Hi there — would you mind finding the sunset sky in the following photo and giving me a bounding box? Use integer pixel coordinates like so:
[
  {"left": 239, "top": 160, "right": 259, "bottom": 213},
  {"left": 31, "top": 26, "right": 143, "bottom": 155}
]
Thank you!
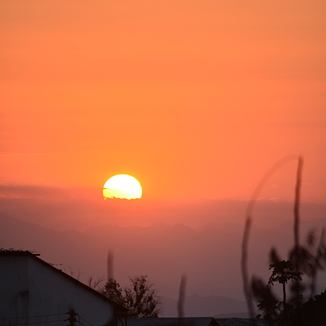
[
  {"left": 1, "top": 2, "right": 326, "bottom": 315},
  {"left": 1, "top": 0, "right": 326, "bottom": 204}
]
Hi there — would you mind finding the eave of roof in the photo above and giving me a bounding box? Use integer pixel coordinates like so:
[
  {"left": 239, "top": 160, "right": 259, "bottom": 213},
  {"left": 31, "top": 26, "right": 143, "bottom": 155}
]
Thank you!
[{"left": 0, "top": 250, "right": 128, "bottom": 313}]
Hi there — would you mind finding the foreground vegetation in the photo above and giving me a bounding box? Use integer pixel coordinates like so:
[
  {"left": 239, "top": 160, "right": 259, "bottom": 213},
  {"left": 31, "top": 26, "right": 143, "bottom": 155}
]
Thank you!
[
  {"left": 101, "top": 275, "right": 161, "bottom": 318},
  {"left": 242, "top": 156, "right": 326, "bottom": 326}
]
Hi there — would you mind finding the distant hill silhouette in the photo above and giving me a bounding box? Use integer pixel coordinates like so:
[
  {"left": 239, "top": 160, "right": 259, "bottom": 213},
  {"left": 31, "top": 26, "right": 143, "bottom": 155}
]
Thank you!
[
  {"left": 1, "top": 211, "right": 325, "bottom": 316},
  {"left": 163, "top": 293, "right": 247, "bottom": 317}
]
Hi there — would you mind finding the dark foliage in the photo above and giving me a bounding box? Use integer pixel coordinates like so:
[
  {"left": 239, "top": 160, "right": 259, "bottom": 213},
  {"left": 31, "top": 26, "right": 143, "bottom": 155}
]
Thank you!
[
  {"left": 101, "top": 275, "right": 161, "bottom": 318},
  {"left": 301, "top": 290, "right": 326, "bottom": 326},
  {"left": 242, "top": 157, "right": 326, "bottom": 326},
  {"left": 102, "top": 278, "right": 125, "bottom": 306},
  {"left": 251, "top": 276, "right": 280, "bottom": 324}
]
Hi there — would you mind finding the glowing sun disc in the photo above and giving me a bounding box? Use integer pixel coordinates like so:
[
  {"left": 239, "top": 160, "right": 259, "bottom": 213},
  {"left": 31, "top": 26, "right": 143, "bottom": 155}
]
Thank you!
[{"left": 103, "top": 174, "right": 142, "bottom": 199}]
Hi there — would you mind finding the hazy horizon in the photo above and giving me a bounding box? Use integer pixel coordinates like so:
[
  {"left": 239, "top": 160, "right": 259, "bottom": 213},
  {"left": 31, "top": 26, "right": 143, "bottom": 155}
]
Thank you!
[
  {"left": 1, "top": 206, "right": 325, "bottom": 317},
  {"left": 1, "top": 182, "right": 325, "bottom": 316},
  {"left": 1, "top": 183, "right": 325, "bottom": 231}
]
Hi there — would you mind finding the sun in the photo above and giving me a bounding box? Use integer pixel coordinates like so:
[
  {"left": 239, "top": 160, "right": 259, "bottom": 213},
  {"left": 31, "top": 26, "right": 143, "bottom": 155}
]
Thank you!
[{"left": 103, "top": 174, "right": 142, "bottom": 200}]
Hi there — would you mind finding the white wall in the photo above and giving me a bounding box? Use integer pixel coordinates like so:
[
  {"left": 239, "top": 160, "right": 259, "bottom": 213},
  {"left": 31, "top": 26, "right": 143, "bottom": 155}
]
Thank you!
[
  {"left": 0, "top": 254, "right": 116, "bottom": 326},
  {"left": 0, "top": 255, "right": 30, "bottom": 325}
]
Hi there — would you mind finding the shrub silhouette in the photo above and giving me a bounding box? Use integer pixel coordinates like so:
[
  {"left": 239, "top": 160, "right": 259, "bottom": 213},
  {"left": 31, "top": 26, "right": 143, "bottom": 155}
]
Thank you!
[{"left": 241, "top": 156, "right": 326, "bottom": 325}]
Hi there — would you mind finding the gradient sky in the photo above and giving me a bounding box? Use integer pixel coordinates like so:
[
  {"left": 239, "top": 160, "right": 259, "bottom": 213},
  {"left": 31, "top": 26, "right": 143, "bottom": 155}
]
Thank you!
[
  {"left": 1, "top": 3, "right": 326, "bottom": 313},
  {"left": 1, "top": 0, "right": 326, "bottom": 203}
]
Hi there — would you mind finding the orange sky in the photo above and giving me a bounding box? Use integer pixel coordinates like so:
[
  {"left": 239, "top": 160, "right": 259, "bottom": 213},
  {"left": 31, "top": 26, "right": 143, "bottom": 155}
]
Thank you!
[{"left": 1, "top": 0, "right": 326, "bottom": 203}]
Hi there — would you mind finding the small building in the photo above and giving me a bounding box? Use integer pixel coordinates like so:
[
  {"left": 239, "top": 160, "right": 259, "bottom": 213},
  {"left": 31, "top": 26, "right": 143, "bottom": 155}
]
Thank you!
[
  {"left": 0, "top": 250, "right": 127, "bottom": 326},
  {"left": 125, "top": 317, "right": 220, "bottom": 326},
  {"left": 215, "top": 318, "right": 267, "bottom": 326}
]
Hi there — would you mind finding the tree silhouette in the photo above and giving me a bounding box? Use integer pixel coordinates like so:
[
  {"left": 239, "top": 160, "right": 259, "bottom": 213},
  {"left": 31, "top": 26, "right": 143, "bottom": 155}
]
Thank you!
[
  {"left": 102, "top": 278, "right": 125, "bottom": 306},
  {"left": 268, "top": 258, "right": 302, "bottom": 311},
  {"left": 124, "top": 275, "right": 161, "bottom": 318},
  {"left": 242, "top": 157, "right": 326, "bottom": 325},
  {"left": 101, "top": 275, "right": 161, "bottom": 318}
]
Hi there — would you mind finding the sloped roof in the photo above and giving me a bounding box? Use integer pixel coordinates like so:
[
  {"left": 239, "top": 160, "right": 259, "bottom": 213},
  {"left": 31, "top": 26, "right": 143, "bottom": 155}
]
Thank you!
[
  {"left": 0, "top": 250, "right": 127, "bottom": 313},
  {"left": 125, "top": 317, "right": 220, "bottom": 326}
]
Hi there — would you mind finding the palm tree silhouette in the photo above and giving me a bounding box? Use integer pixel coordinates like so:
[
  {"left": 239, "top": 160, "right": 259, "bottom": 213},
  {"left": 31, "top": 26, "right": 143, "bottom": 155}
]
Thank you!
[{"left": 268, "top": 259, "right": 302, "bottom": 310}]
